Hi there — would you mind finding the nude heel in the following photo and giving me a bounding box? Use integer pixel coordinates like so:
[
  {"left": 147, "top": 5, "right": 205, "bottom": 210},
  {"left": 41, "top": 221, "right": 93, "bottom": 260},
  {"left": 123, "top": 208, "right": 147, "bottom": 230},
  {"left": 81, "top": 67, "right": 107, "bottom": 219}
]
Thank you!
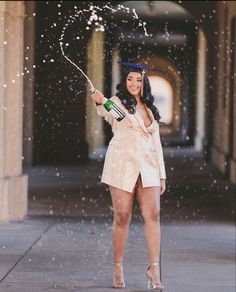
[
  {"left": 145, "top": 262, "right": 164, "bottom": 290},
  {"left": 113, "top": 262, "right": 126, "bottom": 289}
]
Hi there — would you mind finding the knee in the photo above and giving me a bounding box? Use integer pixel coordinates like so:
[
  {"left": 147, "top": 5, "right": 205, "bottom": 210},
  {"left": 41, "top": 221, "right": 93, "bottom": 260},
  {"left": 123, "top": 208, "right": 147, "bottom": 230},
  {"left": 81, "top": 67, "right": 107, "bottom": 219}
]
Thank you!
[
  {"left": 142, "top": 209, "right": 160, "bottom": 223},
  {"left": 114, "top": 211, "right": 132, "bottom": 226}
]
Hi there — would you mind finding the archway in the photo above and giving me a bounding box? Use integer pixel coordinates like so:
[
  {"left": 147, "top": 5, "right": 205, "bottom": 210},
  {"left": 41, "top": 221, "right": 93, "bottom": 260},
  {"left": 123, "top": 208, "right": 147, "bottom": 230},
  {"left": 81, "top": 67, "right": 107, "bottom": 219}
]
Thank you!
[{"left": 99, "top": 1, "right": 205, "bottom": 151}]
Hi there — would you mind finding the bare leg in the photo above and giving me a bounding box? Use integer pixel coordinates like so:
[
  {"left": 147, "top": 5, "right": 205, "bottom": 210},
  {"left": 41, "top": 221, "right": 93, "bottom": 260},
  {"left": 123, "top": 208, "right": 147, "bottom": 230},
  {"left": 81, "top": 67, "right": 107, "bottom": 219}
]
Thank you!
[
  {"left": 135, "top": 175, "right": 164, "bottom": 288},
  {"left": 109, "top": 185, "right": 134, "bottom": 288}
]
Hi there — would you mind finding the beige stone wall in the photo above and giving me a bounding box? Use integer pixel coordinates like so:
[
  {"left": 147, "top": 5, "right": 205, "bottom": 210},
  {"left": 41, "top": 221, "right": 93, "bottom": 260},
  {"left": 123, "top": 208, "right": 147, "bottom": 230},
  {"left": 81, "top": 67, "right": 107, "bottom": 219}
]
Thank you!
[
  {"left": 0, "top": 1, "right": 28, "bottom": 223},
  {"left": 211, "top": 1, "right": 236, "bottom": 184}
]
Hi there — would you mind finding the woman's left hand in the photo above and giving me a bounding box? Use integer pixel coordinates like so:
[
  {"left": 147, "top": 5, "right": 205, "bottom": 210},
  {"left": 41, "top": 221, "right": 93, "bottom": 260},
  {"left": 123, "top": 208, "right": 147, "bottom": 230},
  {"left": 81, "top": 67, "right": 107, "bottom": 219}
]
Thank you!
[{"left": 160, "top": 179, "right": 166, "bottom": 196}]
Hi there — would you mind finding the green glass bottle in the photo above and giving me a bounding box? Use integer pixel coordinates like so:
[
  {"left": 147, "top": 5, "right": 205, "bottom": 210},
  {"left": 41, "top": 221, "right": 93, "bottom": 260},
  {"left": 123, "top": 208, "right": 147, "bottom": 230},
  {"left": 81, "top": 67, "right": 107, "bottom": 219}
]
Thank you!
[{"left": 102, "top": 97, "right": 125, "bottom": 121}]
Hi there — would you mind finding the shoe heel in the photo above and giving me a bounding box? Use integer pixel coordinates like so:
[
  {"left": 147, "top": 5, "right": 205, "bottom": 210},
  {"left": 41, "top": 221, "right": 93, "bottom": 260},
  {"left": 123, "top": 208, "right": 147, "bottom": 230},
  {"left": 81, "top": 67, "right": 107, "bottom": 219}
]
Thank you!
[
  {"left": 146, "top": 263, "right": 164, "bottom": 290},
  {"left": 146, "top": 272, "right": 152, "bottom": 289},
  {"left": 113, "top": 262, "right": 126, "bottom": 289}
]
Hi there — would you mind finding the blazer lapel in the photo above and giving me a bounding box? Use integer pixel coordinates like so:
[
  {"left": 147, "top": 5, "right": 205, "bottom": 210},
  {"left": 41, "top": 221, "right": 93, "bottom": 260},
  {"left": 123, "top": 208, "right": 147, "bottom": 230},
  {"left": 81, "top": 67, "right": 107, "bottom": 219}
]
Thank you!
[
  {"left": 146, "top": 107, "right": 155, "bottom": 122},
  {"left": 134, "top": 105, "right": 154, "bottom": 135}
]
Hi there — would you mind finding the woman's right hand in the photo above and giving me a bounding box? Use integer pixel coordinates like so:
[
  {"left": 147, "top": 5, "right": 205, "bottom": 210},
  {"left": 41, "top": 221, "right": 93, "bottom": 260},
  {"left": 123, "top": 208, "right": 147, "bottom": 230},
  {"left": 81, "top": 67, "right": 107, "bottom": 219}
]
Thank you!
[{"left": 91, "top": 89, "right": 105, "bottom": 105}]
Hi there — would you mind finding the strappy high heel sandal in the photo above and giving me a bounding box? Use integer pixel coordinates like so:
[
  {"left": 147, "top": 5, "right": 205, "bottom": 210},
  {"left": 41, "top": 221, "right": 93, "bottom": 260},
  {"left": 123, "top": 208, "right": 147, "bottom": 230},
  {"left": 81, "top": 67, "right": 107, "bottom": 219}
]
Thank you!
[
  {"left": 113, "top": 262, "right": 126, "bottom": 289},
  {"left": 146, "top": 262, "right": 164, "bottom": 290}
]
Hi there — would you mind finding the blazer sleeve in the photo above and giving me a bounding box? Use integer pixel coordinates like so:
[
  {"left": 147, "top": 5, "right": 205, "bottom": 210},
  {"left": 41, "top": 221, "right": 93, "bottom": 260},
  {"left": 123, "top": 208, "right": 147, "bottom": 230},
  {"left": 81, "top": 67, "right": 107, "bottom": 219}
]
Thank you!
[{"left": 155, "top": 125, "right": 167, "bottom": 179}]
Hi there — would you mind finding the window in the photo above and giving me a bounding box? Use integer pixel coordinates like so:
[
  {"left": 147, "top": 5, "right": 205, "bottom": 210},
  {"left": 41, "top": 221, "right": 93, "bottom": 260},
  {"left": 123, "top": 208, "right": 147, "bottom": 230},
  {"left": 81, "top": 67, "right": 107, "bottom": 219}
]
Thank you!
[{"left": 149, "top": 75, "right": 173, "bottom": 124}]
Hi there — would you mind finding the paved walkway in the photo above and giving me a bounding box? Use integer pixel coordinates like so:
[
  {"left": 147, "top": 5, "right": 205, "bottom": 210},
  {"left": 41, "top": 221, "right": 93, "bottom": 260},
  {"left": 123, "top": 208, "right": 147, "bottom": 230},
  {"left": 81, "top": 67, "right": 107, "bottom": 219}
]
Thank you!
[
  {"left": 0, "top": 217, "right": 235, "bottom": 291},
  {"left": 0, "top": 148, "right": 235, "bottom": 291}
]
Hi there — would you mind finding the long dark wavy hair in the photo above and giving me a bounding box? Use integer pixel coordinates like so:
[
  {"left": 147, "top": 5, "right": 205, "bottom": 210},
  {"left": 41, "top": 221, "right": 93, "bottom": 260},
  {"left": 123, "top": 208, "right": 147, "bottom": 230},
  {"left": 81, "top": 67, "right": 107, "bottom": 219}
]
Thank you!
[{"left": 116, "top": 71, "right": 163, "bottom": 123}]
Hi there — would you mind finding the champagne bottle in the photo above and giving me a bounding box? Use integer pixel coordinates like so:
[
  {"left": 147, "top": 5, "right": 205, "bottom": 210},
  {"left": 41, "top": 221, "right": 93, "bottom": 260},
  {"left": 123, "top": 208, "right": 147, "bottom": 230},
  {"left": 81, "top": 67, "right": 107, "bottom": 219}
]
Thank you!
[{"left": 102, "top": 97, "right": 125, "bottom": 121}]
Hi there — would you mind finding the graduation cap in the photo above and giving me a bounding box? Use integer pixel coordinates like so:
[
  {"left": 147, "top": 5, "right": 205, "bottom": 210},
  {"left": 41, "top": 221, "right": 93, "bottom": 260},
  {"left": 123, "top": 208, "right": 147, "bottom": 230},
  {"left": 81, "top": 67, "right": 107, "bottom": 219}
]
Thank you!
[
  {"left": 117, "top": 61, "right": 157, "bottom": 96},
  {"left": 117, "top": 61, "right": 158, "bottom": 73}
]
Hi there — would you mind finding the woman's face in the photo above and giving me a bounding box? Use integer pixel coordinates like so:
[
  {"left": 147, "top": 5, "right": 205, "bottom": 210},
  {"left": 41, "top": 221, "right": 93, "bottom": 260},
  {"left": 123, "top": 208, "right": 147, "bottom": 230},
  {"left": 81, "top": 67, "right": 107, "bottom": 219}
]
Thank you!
[{"left": 126, "top": 72, "right": 142, "bottom": 96}]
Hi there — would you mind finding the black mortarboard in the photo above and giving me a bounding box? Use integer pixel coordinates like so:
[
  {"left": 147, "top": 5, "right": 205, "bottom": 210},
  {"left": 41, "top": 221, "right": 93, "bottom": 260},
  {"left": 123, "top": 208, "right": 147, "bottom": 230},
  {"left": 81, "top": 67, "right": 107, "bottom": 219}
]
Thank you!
[{"left": 117, "top": 61, "right": 158, "bottom": 74}]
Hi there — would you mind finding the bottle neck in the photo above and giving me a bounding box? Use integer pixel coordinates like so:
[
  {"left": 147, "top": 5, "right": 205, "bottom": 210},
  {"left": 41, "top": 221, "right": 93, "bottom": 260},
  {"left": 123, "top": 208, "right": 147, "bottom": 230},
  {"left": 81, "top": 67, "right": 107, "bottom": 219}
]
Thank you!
[{"left": 102, "top": 97, "right": 108, "bottom": 104}]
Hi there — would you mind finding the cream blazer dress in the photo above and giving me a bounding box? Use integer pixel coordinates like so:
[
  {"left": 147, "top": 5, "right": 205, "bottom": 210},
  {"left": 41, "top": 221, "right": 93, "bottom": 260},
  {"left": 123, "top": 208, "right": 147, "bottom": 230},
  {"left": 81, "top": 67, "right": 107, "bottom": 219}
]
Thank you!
[{"left": 95, "top": 95, "right": 167, "bottom": 193}]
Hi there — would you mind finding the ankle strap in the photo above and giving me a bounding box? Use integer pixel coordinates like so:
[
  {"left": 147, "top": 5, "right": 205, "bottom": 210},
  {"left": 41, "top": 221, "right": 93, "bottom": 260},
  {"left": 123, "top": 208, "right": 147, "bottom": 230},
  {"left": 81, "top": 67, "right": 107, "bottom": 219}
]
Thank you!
[
  {"left": 113, "top": 262, "right": 123, "bottom": 266},
  {"left": 149, "top": 262, "right": 159, "bottom": 266}
]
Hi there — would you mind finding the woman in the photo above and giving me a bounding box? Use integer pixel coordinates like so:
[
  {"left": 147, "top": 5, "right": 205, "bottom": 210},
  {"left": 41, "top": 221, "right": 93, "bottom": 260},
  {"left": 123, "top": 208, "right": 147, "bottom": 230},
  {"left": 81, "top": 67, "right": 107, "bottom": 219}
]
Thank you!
[{"left": 91, "top": 62, "right": 166, "bottom": 290}]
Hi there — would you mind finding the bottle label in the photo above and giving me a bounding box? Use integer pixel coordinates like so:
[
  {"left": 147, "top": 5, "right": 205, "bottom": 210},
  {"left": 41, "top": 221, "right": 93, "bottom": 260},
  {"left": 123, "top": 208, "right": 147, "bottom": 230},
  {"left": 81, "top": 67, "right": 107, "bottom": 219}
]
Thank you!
[
  {"left": 110, "top": 109, "right": 122, "bottom": 119},
  {"left": 112, "top": 103, "right": 125, "bottom": 117},
  {"left": 110, "top": 108, "right": 125, "bottom": 119}
]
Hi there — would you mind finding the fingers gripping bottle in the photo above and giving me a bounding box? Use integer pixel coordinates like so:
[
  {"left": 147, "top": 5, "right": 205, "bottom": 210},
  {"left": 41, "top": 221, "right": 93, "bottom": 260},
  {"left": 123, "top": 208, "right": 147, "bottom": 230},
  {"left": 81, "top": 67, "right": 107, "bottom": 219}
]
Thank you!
[{"left": 102, "top": 97, "right": 125, "bottom": 121}]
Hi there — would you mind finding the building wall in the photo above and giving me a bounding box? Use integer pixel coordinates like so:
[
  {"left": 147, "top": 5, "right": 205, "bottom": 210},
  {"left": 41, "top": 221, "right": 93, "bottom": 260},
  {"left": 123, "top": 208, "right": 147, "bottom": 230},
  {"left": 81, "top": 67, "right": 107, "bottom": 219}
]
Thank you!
[
  {"left": 180, "top": 0, "right": 236, "bottom": 184},
  {"left": 211, "top": 1, "right": 236, "bottom": 184}
]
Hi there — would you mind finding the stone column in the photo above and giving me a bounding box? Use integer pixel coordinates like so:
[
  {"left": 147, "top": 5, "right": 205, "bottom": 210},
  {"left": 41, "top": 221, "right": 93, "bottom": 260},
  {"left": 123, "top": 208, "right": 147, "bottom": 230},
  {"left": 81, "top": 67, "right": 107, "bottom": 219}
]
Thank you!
[
  {"left": 211, "top": 1, "right": 236, "bottom": 184},
  {"left": 229, "top": 5, "right": 236, "bottom": 184},
  {"left": 0, "top": 1, "right": 28, "bottom": 223},
  {"left": 194, "top": 28, "right": 206, "bottom": 152},
  {"left": 86, "top": 30, "right": 105, "bottom": 159}
]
